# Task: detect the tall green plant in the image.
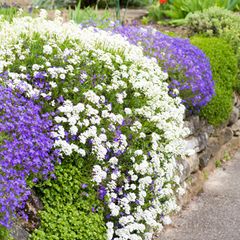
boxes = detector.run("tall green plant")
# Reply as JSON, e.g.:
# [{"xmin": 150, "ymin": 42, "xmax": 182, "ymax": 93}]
[
  {"xmin": 68, "ymin": 0, "xmax": 111, "ymax": 27},
  {"xmin": 0, "ymin": 7, "xmax": 18, "ymax": 20},
  {"xmin": 115, "ymin": 0, "xmax": 120, "ymax": 20}
]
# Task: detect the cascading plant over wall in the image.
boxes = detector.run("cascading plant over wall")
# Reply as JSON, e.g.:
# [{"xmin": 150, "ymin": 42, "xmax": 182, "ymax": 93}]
[
  {"xmin": 113, "ymin": 25, "xmax": 214, "ymax": 112},
  {"xmin": 0, "ymin": 84, "xmax": 58, "ymax": 229},
  {"xmin": 0, "ymin": 11, "xmax": 189, "ymax": 240}
]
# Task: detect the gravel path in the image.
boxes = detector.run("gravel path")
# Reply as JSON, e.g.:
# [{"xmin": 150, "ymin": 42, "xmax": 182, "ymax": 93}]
[{"xmin": 156, "ymin": 150, "xmax": 240, "ymax": 240}]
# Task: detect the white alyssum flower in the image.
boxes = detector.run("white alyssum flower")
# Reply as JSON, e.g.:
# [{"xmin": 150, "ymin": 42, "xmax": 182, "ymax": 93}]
[{"xmin": 43, "ymin": 45, "xmax": 53, "ymax": 55}]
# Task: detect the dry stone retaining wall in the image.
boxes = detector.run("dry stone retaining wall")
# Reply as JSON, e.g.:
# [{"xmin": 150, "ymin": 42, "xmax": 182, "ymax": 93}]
[{"xmin": 179, "ymin": 92, "xmax": 240, "ymax": 205}]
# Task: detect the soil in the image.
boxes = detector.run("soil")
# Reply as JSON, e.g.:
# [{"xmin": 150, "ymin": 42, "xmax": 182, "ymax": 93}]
[{"xmin": 151, "ymin": 23, "xmax": 190, "ymax": 38}]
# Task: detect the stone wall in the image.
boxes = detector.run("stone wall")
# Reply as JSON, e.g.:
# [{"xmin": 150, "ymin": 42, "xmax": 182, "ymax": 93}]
[{"xmin": 179, "ymin": 92, "xmax": 240, "ymax": 205}]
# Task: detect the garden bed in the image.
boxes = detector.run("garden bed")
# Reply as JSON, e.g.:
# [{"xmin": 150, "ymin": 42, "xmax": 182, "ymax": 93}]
[{"xmin": 0, "ymin": 3, "xmax": 240, "ymax": 240}]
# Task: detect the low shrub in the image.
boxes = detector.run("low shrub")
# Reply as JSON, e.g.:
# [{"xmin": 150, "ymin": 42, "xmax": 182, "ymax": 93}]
[
  {"xmin": 148, "ymin": 0, "xmax": 240, "ymax": 21},
  {"xmin": 186, "ymin": 7, "xmax": 240, "ymax": 90},
  {"xmin": 186, "ymin": 7, "xmax": 240, "ymax": 56},
  {"xmin": 0, "ymin": 11, "xmax": 188, "ymax": 239},
  {"xmin": 191, "ymin": 36, "xmax": 238, "ymax": 126},
  {"xmin": 113, "ymin": 25, "xmax": 214, "ymax": 111}
]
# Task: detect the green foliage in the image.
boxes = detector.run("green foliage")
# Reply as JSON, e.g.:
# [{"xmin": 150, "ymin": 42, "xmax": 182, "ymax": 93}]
[
  {"xmin": 169, "ymin": 0, "xmax": 239, "ymax": 19},
  {"xmin": 215, "ymin": 159, "xmax": 222, "ymax": 168},
  {"xmin": 186, "ymin": 8, "xmax": 240, "ymax": 56},
  {"xmin": 0, "ymin": 132, "xmax": 8, "ymax": 145},
  {"xmin": 191, "ymin": 37, "xmax": 237, "ymax": 126},
  {"xmin": 223, "ymin": 151, "xmax": 231, "ymax": 161},
  {"xmin": 203, "ymin": 170, "xmax": 209, "ymax": 180},
  {"xmin": 0, "ymin": 225, "xmax": 13, "ymax": 240},
  {"xmin": 67, "ymin": 0, "xmax": 150, "ymax": 8},
  {"xmin": 147, "ymin": 2, "xmax": 168, "ymax": 22},
  {"xmin": 68, "ymin": 1, "xmax": 111, "ymax": 26},
  {"xmin": 186, "ymin": 7, "xmax": 240, "ymax": 91},
  {"xmin": 149, "ymin": 0, "xmax": 240, "ymax": 21},
  {"xmin": 0, "ymin": 7, "xmax": 18, "ymax": 21},
  {"xmin": 30, "ymin": 160, "xmax": 106, "ymax": 240}
]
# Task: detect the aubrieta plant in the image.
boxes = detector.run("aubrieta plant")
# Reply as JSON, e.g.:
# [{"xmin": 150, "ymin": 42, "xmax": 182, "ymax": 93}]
[
  {"xmin": 113, "ymin": 25, "xmax": 214, "ymax": 112},
  {"xmin": 0, "ymin": 11, "xmax": 189, "ymax": 240},
  {"xmin": 0, "ymin": 85, "xmax": 58, "ymax": 228}
]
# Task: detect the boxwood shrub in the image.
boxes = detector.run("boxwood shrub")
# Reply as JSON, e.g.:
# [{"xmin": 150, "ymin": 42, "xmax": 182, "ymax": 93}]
[{"xmin": 191, "ymin": 36, "xmax": 238, "ymax": 126}]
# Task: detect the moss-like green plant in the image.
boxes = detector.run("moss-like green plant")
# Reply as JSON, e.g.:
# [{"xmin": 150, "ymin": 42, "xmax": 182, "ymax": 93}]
[
  {"xmin": 31, "ymin": 161, "xmax": 106, "ymax": 240},
  {"xmin": 0, "ymin": 225, "xmax": 13, "ymax": 240},
  {"xmin": 187, "ymin": 7, "xmax": 240, "ymax": 91},
  {"xmin": 191, "ymin": 37, "xmax": 237, "ymax": 126},
  {"xmin": 215, "ymin": 159, "xmax": 222, "ymax": 168}
]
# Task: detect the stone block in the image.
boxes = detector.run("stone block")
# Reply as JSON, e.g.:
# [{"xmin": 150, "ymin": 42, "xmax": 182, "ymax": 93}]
[
  {"xmin": 184, "ymin": 137, "xmax": 199, "ymax": 154},
  {"xmin": 234, "ymin": 92, "xmax": 240, "ymax": 109},
  {"xmin": 11, "ymin": 223, "xmax": 29, "ymax": 240},
  {"xmin": 207, "ymin": 137, "xmax": 221, "ymax": 155},
  {"xmin": 202, "ymin": 124, "xmax": 214, "ymax": 136},
  {"xmin": 197, "ymin": 132, "xmax": 208, "ymax": 152},
  {"xmin": 184, "ymin": 132, "xmax": 208, "ymax": 155},
  {"xmin": 199, "ymin": 149, "xmax": 212, "ymax": 169},
  {"xmin": 219, "ymin": 127, "xmax": 233, "ymax": 145},
  {"xmin": 179, "ymin": 158, "xmax": 191, "ymax": 182},
  {"xmin": 185, "ymin": 153, "xmax": 199, "ymax": 174},
  {"xmin": 184, "ymin": 120, "xmax": 195, "ymax": 137},
  {"xmin": 231, "ymin": 119, "xmax": 240, "ymax": 136},
  {"xmin": 228, "ymin": 106, "xmax": 239, "ymax": 126}
]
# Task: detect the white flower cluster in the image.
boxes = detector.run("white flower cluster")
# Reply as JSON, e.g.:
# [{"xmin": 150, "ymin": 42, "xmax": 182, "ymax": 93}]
[{"xmin": 0, "ymin": 12, "xmax": 189, "ymax": 240}]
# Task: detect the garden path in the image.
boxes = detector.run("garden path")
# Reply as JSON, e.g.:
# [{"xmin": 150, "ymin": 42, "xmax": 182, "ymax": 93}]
[{"xmin": 155, "ymin": 150, "xmax": 240, "ymax": 240}]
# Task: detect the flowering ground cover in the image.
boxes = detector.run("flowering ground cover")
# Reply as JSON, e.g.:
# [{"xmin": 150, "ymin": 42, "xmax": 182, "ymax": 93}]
[
  {"xmin": 0, "ymin": 11, "xmax": 191, "ymax": 240},
  {"xmin": 113, "ymin": 25, "xmax": 214, "ymax": 112},
  {"xmin": 0, "ymin": 85, "xmax": 58, "ymax": 228}
]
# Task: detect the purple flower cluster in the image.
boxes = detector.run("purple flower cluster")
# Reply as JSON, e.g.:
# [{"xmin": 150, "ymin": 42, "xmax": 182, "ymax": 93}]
[
  {"xmin": 0, "ymin": 86, "xmax": 58, "ymax": 228},
  {"xmin": 113, "ymin": 25, "xmax": 214, "ymax": 110}
]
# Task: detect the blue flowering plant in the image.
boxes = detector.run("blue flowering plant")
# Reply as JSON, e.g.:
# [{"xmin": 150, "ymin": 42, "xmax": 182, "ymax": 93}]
[
  {"xmin": 0, "ymin": 85, "xmax": 58, "ymax": 228},
  {"xmin": 113, "ymin": 25, "xmax": 214, "ymax": 112}
]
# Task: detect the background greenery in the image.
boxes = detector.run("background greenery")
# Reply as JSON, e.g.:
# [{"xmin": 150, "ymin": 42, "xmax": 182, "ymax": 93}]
[
  {"xmin": 186, "ymin": 7, "xmax": 240, "ymax": 92},
  {"xmin": 147, "ymin": 0, "xmax": 240, "ymax": 22},
  {"xmin": 191, "ymin": 37, "xmax": 238, "ymax": 126}
]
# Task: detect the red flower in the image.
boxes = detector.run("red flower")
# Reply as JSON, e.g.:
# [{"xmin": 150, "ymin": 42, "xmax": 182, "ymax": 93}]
[{"xmin": 159, "ymin": 0, "xmax": 168, "ymax": 4}]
